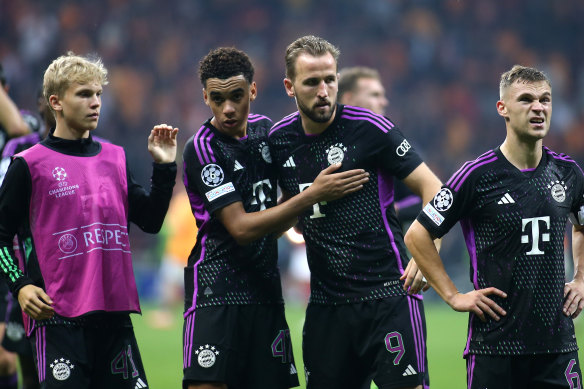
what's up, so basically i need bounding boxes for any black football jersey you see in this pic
[418,146,584,355]
[182,114,283,312]
[269,104,422,304]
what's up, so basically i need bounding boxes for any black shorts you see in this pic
[182,304,299,389]
[1,292,31,356]
[467,352,582,389]
[303,295,429,389]
[30,316,148,389]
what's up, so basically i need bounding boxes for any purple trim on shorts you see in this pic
[342,105,395,132]
[407,296,426,376]
[545,146,584,175]
[193,126,215,165]
[395,195,422,211]
[467,354,475,389]
[35,326,46,382]
[247,113,270,123]
[447,151,498,192]
[183,312,194,368]
[268,112,299,136]
[377,169,405,272]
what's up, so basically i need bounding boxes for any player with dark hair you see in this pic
[182,47,368,389]
[269,35,442,389]
[405,65,583,388]
[0,52,179,388]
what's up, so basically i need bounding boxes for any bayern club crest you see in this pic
[195,344,220,368]
[548,180,567,203]
[326,143,347,165]
[51,358,74,381]
[201,164,224,187]
[433,188,453,212]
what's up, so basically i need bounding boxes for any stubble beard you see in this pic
[297,98,335,124]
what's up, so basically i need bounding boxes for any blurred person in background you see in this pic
[0,88,54,389]
[0,52,179,388]
[181,46,368,389]
[148,184,197,329]
[405,65,583,388]
[0,62,34,389]
[0,64,30,156]
[269,35,442,389]
[338,66,423,227]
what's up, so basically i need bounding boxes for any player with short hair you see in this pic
[405,65,584,388]
[0,52,179,388]
[182,47,368,389]
[338,66,388,117]
[269,35,442,389]
[338,66,422,226]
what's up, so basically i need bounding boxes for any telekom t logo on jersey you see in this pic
[521,216,550,255]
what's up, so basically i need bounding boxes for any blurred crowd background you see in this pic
[2,0,584,309]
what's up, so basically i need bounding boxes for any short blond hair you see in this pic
[43,52,108,111]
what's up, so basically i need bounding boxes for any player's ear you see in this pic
[496,100,507,118]
[284,78,295,98]
[249,81,257,101]
[203,88,210,106]
[49,94,62,113]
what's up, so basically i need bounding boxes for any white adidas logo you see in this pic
[497,193,515,204]
[135,377,147,388]
[234,160,244,171]
[402,364,417,376]
[283,156,295,168]
[290,363,297,375]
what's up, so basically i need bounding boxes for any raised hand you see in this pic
[148,124,179,164]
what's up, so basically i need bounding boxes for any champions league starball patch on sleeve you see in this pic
[201,164,224,187]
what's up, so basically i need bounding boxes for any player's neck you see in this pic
[299,112,335,136]
[500,138,542,170]
[53,123,90,140]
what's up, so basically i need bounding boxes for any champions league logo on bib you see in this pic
[195,345,220,368]
[52,167,68,181]
[51,358,74,381]
[201,164,224,187]
[326,143,347,165]
[548,180,567,203]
